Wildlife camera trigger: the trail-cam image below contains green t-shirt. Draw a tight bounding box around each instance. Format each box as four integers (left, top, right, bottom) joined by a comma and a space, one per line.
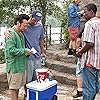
5, 27, 28, 73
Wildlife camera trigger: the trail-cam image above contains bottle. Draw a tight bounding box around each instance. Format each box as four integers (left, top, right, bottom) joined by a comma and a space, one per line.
48, 71, 54, 81
41, 56, 46, 66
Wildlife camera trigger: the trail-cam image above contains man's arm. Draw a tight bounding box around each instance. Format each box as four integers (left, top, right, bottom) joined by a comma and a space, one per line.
79, 42, 94, 54
4, 29, 12, 39
39, 38, 46, 57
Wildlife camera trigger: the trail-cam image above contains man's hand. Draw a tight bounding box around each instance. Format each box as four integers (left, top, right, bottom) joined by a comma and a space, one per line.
80, 10, 84, 16
27, 49, 33, 55
80, 10, 84, 15
41, 53, 47, 59
4, 30, 12, 39
76, 47, 82, 58
76, 47, 82, 52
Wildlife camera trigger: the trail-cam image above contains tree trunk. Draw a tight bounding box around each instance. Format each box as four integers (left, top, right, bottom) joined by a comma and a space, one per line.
39, 0, 47, 27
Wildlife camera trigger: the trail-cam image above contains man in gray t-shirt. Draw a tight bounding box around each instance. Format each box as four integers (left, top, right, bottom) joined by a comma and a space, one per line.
24, 10, 46, 83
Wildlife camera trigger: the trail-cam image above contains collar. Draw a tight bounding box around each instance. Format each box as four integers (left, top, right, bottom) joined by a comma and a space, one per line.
89, 17, 98, 21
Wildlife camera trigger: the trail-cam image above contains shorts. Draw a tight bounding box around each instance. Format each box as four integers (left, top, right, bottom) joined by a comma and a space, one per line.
76, 58, 83, 77
68, 26, 79, 41
26, 59, 41, 83
7, 70, 26, 89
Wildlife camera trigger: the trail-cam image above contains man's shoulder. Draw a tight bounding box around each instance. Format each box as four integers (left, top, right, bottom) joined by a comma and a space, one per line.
9, 27, 18, 35
24, 23, 43, 34
36, 22, 43, 27
86, 17, 100, 26
68, 3, 78, 11
8, 28, 14, 33
68, 3, 74, 8
27, 22, 43, 28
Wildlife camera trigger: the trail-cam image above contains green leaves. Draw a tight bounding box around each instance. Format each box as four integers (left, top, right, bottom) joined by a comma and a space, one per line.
0, 0, 28, 26
0, 0, 65, 28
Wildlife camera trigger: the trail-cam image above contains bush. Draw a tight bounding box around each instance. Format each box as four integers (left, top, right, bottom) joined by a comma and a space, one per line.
0, 49, 5, 63
61, 15, 69, 49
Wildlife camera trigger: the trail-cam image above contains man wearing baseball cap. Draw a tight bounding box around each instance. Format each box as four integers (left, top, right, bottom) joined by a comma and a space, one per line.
67, 0, 84, 99
23, 10, 46, 97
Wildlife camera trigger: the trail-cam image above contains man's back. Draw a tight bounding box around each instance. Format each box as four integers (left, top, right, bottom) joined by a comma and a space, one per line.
68, 2, 80, 27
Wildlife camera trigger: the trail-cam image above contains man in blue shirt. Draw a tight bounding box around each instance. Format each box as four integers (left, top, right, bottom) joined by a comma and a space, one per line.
23, 10, 46, 83
67, 0, 84, 99
67, 0, 82, 55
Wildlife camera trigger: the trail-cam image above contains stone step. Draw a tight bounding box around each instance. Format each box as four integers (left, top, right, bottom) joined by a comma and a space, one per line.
46, 44, 77, 64
0, 64, 100, 100
46, 68, 76, 86
57, 84, 76, 100
46, 59, 76, 75
47, 50, 76, 64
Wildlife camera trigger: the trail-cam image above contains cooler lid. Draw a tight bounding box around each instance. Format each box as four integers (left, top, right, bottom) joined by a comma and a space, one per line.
26, 80, 57, 91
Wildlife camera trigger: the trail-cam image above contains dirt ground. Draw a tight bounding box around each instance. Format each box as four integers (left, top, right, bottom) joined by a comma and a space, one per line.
0, 44, 100, 100
0, 64, 76, 100
0, 74, 24, 100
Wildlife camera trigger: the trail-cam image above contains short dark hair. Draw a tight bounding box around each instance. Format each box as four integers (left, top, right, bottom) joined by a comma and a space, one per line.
14, 14, 29, 25
85, 3, 97, 14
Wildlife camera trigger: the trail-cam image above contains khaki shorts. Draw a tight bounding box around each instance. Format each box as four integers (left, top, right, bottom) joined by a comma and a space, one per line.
7, 71, 26, 89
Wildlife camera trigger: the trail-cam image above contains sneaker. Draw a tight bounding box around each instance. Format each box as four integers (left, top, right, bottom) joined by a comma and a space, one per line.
23, 94, 27, 100
52, 94, 57, 100
73, 90, 82, 99
68, 49, 73, 55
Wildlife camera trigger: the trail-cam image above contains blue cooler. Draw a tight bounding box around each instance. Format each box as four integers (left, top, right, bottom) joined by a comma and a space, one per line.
26, 80, 57, 100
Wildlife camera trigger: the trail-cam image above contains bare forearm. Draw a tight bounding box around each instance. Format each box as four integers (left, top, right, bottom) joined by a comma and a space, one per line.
39, 39, 45, 54
79, 42, 94, 54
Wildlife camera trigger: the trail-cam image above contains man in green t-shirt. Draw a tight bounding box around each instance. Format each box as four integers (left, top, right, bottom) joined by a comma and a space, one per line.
5, 14, 32, 100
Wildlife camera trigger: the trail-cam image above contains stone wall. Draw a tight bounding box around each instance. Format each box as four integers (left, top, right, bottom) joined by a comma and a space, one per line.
79, 0, 100, 27
80, 0, 100, 11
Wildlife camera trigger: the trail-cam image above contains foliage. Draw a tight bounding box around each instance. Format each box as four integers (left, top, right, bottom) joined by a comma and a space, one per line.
61, 15, 69, 49
33, 0, 63, 27
0, 0, 63, 28
61, 0, 71, 43
0, 49, 5, 63
0, 0, 29, 27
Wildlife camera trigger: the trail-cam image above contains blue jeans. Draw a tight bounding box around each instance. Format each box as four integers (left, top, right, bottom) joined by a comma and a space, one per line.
76, 58, 83, 77
82, 67, 100, 100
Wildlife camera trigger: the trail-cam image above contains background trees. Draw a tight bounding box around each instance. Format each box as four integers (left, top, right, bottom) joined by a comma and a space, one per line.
0, 0, 65, 27
0, 0, 100, 35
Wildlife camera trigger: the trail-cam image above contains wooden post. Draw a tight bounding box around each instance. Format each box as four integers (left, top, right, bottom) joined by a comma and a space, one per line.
49, 25, 51, 45
60, 26, 62, 43
45, 25, 48, 50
